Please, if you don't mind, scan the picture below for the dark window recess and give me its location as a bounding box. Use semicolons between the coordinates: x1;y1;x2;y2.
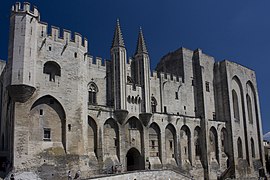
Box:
88;83;98;105
40;109;43;115
43;128;51;140
74;52;77;58
164;106;167;114
43;61;61;82
192;79;195;86
114;138;117;147
41;30;44;37
48;46;52;51
184;106;186;110
172;154;174;158
169;140;173;149
68;124;71;131
175;92;178;99
213;112;216;120
206;82;210;92
151;140;155;149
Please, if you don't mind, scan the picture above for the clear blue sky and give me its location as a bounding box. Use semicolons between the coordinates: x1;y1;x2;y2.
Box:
0;1;269;134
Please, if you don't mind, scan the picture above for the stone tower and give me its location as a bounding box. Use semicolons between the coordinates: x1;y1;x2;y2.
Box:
7;2;39;102
134;28;151;113
111;19;127;110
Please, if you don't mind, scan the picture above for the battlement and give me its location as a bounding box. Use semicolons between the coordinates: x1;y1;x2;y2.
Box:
39;23;88;50
12;2;39;17
88;56;107;70
150;71;182;83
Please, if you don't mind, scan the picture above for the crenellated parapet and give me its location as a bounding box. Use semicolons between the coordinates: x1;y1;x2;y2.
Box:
38;23;88;51
150;71;182;83
87;56;108;71
11;2;39;17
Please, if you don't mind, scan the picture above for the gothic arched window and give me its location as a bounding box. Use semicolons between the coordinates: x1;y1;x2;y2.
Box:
237;137;243;158
88;82;98;105
246;94;253;124
232;90;240;121
151;96;157;113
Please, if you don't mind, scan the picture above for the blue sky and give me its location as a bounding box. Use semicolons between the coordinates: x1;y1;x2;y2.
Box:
0;1;269;134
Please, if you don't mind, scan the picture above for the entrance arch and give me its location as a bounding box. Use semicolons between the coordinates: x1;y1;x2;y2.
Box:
126;148;144;171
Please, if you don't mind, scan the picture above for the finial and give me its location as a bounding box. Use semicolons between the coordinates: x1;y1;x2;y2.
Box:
111;18;125;48
135;26;148;55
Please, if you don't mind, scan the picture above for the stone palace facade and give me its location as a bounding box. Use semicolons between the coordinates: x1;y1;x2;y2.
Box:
0;2;266;179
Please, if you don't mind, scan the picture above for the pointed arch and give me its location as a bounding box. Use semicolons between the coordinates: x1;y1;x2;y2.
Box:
125;116;143;153
30;95;66;152
180;125;191;164
194;126;201;158
88;116;98;158
88;82;98;105
104;118;119;159
209;127;219;161
221;128;228;153
232;90;240;121
149;122;161;159
246;94;253;124
165;124;177;163
237;137;243;158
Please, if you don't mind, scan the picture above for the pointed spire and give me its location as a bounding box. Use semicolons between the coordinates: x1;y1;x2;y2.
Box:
111;19;125;48
135;27;148;55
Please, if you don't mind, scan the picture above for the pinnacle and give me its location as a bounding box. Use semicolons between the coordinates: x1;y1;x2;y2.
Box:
111;19;125;48
135;27;148;55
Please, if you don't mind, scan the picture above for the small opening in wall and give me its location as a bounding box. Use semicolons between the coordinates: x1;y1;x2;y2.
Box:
164;106;167;114
68;124;71;131
43;128;51;141
40;109;43;115
169;140;173;149
184;106;186;110
172;154;174;158
206;81;210;92
151;140;155;149
74;52;77;58
48;46;52;51
114;138;117;147
175;92;178;99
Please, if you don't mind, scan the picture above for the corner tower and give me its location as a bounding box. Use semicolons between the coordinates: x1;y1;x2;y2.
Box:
7;2;39;102
134;28;151;112
111;19;127;110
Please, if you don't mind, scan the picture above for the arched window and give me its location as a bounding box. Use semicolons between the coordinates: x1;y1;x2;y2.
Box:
43;61;61;82
251;138;255;158
246;94;253;124
237;137;243;158
88;82;98;105
151;96;157;113
232;90;240;121
194;127;201;157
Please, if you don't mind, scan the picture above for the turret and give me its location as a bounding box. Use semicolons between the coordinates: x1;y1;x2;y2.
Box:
134;28;151;113
7;2;39;102
110;19;127;110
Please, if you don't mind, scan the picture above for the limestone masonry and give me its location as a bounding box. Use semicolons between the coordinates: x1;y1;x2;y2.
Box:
0;2;266;180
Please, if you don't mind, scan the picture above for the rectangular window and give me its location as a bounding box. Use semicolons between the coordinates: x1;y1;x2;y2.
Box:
192;79;195;86
40;109;43;115
169;140;173;149
206;81;210;92
164;106;167;114
114;138;117;147
175;92;178;99
151;140;155;149
43;128;51;141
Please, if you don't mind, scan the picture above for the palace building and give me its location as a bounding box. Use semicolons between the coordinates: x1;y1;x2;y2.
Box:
0;2;266;179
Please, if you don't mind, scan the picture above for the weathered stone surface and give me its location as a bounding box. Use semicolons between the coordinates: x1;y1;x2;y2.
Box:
0;2;265;180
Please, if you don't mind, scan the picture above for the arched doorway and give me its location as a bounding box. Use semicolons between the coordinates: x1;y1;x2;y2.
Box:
126;148;144;171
